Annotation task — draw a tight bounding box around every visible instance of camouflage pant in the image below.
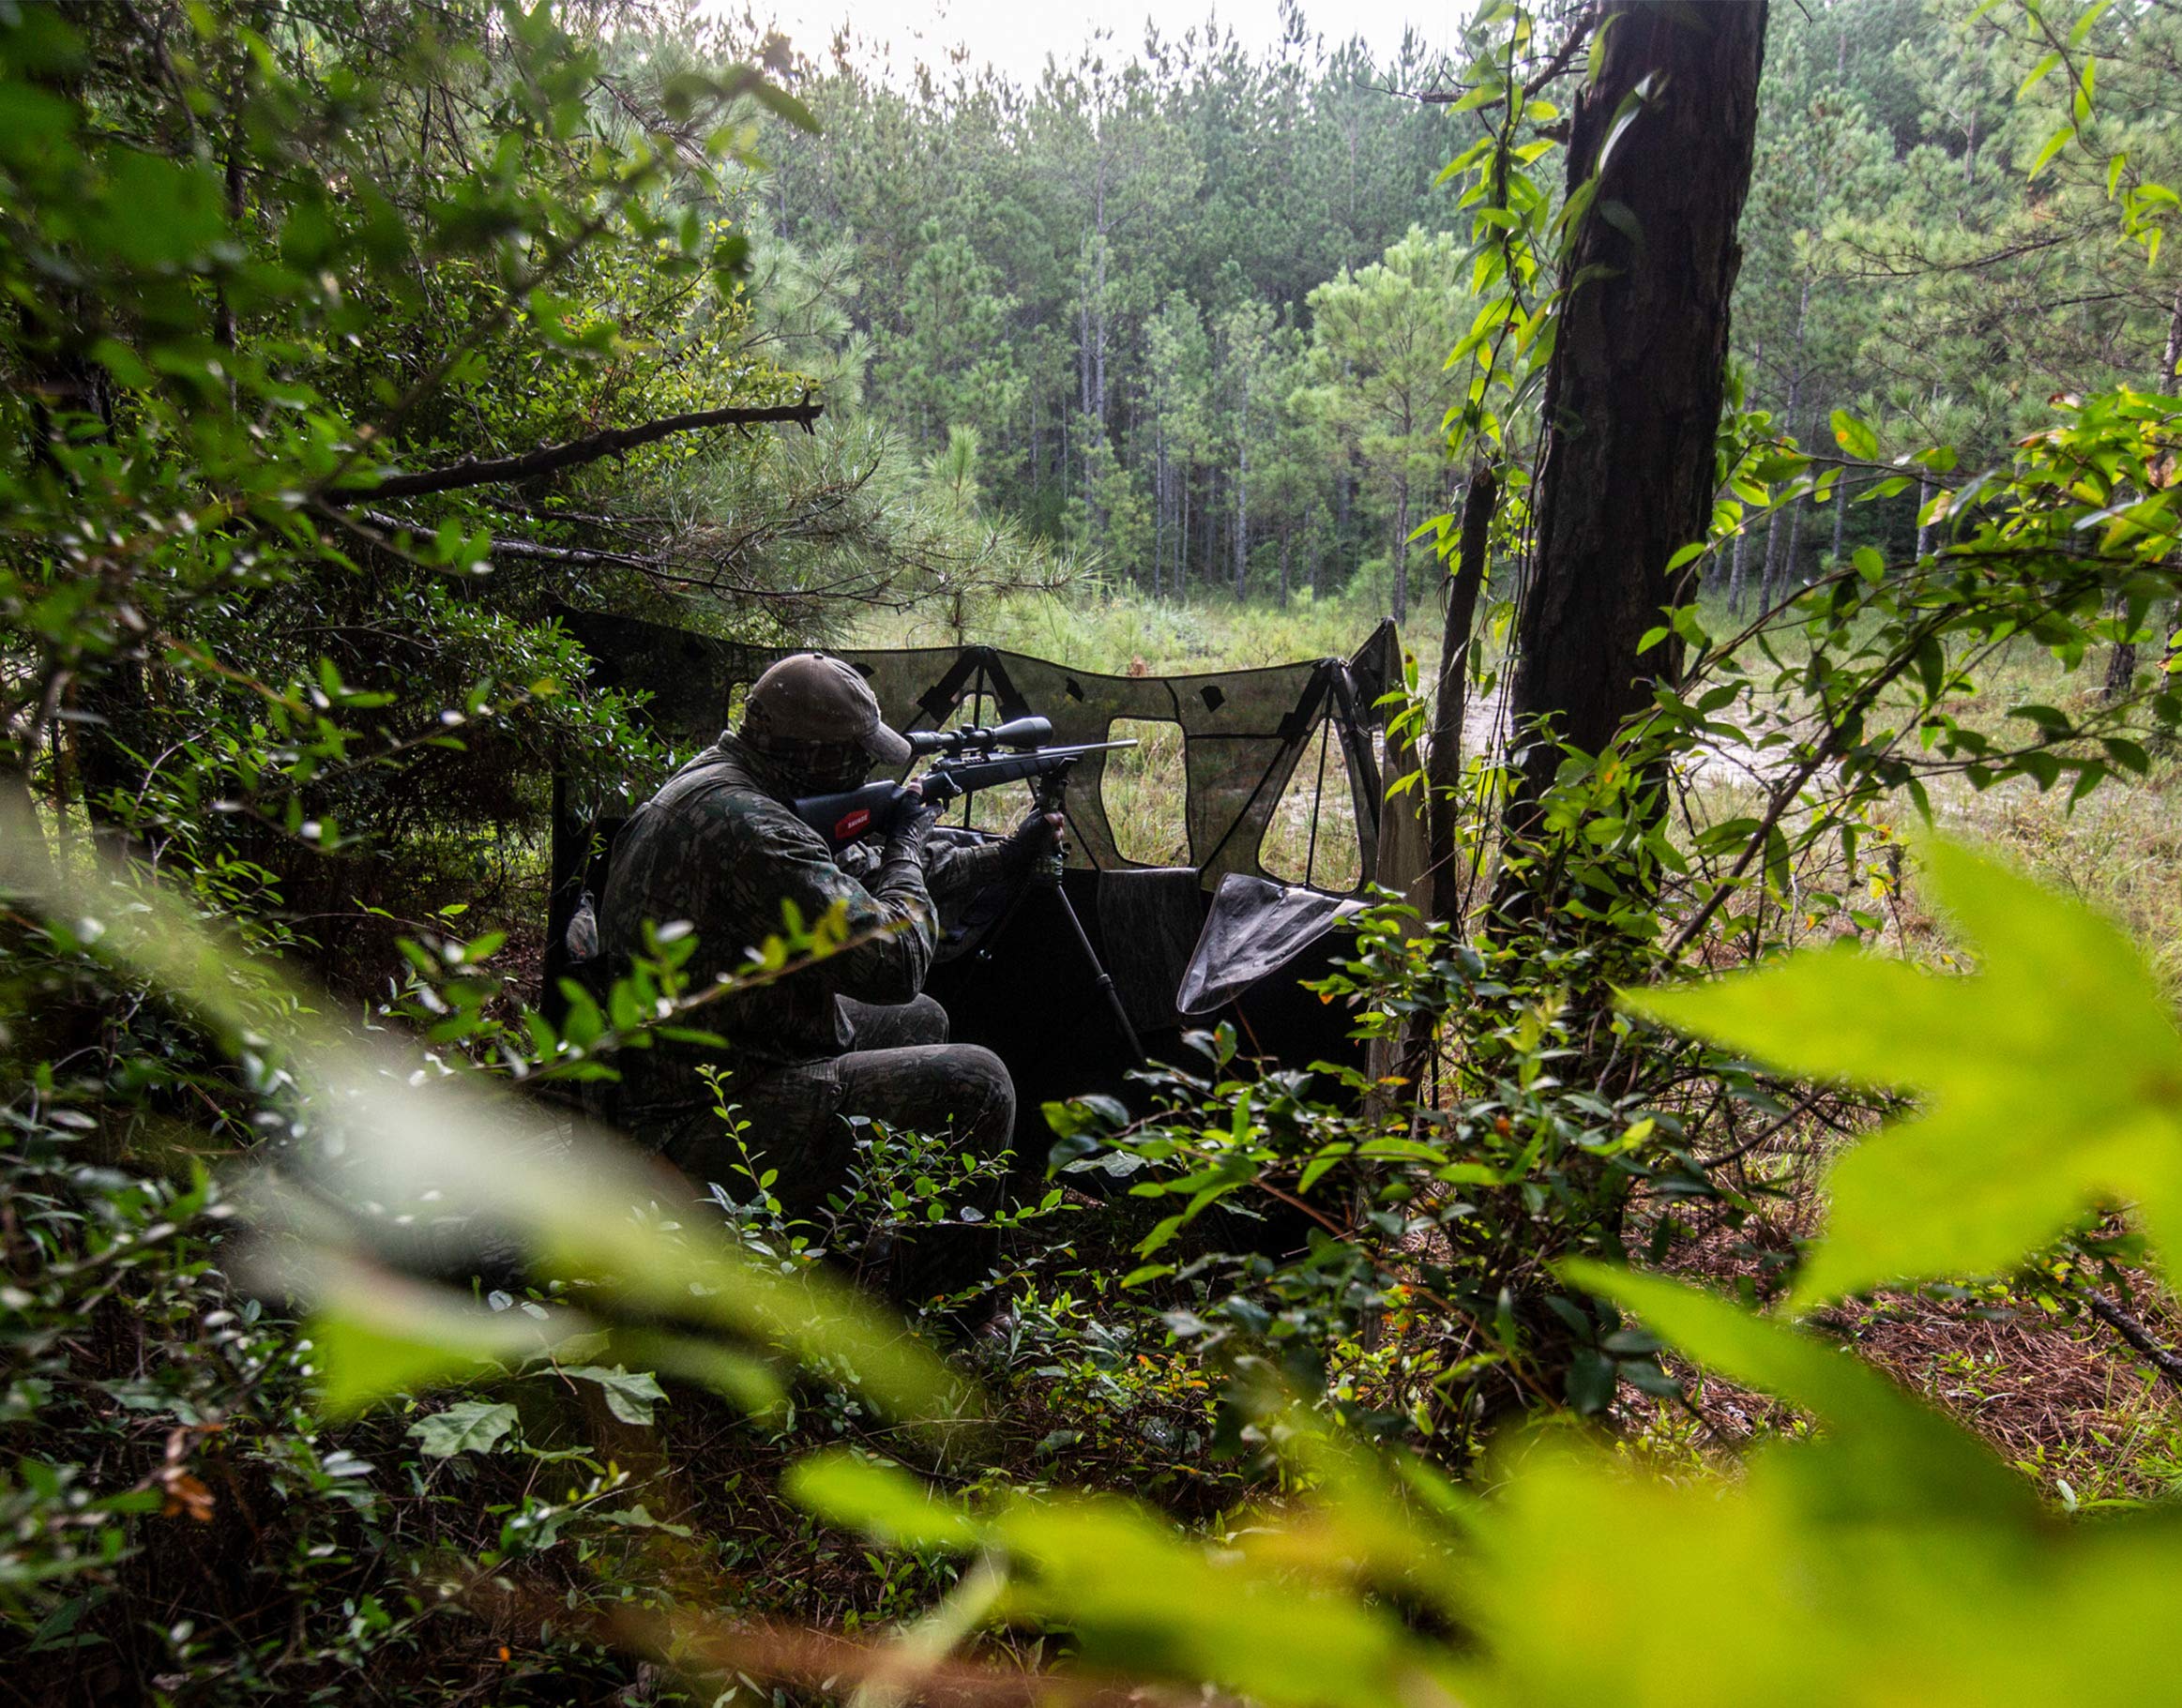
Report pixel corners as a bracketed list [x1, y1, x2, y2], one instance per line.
[659, 995, 1020, 1303]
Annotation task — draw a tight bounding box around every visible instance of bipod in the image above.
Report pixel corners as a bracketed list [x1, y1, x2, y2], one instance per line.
[975, 839, 1144, 1069]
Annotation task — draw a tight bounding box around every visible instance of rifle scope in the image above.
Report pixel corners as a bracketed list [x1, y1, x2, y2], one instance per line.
[902, 715, 1052, 758]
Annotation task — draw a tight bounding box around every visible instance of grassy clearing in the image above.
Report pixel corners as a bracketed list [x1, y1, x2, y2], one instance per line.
[853, 579, 1436, 676]
[1721, 597, 2182, 981]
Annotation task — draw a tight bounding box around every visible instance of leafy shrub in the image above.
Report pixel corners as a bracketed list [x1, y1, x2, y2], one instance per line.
[1050, 903, 1705, 1443]
[792, 839, 2182, 1706]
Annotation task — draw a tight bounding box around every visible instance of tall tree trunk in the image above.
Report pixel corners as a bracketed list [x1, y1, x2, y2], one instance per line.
[1390, 471, 1411, 616]
[2165, 280, 2182, 384]
[1234, 417, 1250, 599]
[1726, 519, 1752, 613]
[1092, 164, 1110, 429]
[1094, 245, 1109, 431]
[1427, 467, 1499, 926]
[1205, 470, 1220, 593]
[1153, 428, 1166, 599]
[1279, 528, 1292, 607]
[1758, 357, 1806, 600]
[1502, 0, 1767, 828]
[1378, 466, 1504, 1157]
[1769, 489, 1804, 605]
[1728, 388, 1758, 612]
[2103, 625, 2138, 702]
[1078, 265, 1094, 419]
[1831, 461, 1849, 568]
[1163, 430, 1175, 599]
[1179, 471, 1190, 593]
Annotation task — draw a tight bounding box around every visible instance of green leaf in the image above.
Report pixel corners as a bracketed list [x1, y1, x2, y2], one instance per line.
[785, 1448, 979, 1550]
[307, 1264, 568, 1414]
[1829, 410, 1878, 461]
[2103, 736, 2150, 775]
[563, 1364, 667, 1425]
[1459, 1399, 2182, 1703]
[987, 1492, 1447, 1706]
[409, 1399, 518, 1459]
[2009, 703, 2072, 735]
[1564, 1263, 2034, 1520]
[88, 150, 230, 271]
[1564, 1348, 1615, 1413]
[595, 1504, 694, 1537]
[2029, 122, 2073, 180]
[1625, 839, 2182, 1307]
[2018, 50, 2062, 96]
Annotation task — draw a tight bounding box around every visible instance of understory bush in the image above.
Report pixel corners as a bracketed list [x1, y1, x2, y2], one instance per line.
[12, 0, 2182, 1701]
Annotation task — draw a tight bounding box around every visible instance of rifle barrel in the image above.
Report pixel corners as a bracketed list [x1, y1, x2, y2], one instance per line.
[920, 739, 1136, 803]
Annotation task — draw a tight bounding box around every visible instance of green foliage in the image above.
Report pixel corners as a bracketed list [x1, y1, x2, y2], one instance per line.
[0, 785, 979, 1690]
[752, 18, 1462, 596]
[1631, 837, 2182, 1307]
[0, 0, 803, 989]
[1295, 227, 1473, 613]
[411, 1400, 521, 1459]
[11, 0, 2182, 1701]
[1047, 904, 1695, 1438]
[1592, 375, 2182, 966]
[785, 843, 2182, 1708]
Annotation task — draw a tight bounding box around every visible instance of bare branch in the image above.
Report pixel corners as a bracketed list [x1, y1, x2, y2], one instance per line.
[330, 400, 825, 502]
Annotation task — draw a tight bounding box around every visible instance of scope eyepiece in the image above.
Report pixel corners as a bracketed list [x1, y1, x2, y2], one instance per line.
[902, 715, 1053, 758]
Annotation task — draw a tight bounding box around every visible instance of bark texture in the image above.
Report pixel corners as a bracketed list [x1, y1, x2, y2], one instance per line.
[1426, 466, 1498, 925]
[1504, 0, 1767, 813]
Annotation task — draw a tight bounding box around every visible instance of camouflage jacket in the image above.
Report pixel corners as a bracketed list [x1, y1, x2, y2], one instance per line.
[599, 733, 1008, 1129]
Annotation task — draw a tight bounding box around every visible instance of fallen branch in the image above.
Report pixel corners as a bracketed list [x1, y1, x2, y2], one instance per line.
[330, 399, 824, 502]
[2084, 1291, 2182, 1396]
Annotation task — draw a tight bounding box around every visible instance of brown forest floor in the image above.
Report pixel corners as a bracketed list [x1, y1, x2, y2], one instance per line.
[1633, 1185, 2182, 1504]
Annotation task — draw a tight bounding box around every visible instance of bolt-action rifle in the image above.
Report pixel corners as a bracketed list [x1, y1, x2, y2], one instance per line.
[793, 713, 1148, 1064]
[791, 716, 1136, 854]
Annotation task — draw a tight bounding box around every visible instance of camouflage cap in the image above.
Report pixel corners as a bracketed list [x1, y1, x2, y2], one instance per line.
[741, 653, 913, 771]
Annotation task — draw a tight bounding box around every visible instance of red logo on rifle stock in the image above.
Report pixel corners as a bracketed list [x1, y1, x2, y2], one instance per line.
[835, 809, 871, 840]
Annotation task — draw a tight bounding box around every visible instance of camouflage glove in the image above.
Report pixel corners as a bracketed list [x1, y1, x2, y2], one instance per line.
[881, 788, 940, 867]
[999, 809, 1065, 878]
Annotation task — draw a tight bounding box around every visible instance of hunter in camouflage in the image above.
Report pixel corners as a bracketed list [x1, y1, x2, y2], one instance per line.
[599, 652, 1058, 1305]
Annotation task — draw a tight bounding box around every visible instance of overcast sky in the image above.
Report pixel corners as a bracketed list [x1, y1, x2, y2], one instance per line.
[726, 0, 1472, 88]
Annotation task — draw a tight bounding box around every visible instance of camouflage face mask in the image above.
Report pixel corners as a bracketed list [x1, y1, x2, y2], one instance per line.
[734, 727, 871, 797]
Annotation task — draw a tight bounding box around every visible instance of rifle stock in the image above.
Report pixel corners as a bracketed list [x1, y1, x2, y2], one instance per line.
[793, 779, 914, 853]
